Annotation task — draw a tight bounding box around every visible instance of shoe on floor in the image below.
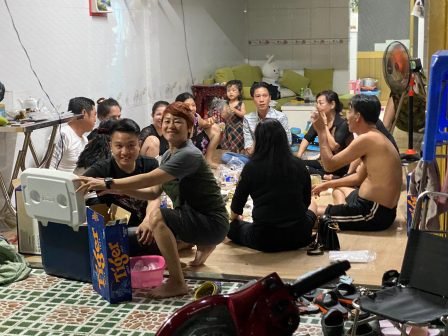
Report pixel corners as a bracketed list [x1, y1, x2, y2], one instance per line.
[348, 320, 380, 336]
[321, 308, 344, 336]
[314, 291, 348, 315]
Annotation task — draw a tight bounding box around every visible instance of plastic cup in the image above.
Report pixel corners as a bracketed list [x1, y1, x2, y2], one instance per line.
[311, 174, 322, 187]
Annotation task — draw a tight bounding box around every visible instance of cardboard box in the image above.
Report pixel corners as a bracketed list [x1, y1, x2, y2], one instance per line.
[15, 185, 41, 255]
[407, 172, 417, 234]
[87, 204, 132, 304]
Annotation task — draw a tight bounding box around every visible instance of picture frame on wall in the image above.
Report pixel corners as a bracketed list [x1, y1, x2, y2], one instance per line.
[90, 0, 112, 16]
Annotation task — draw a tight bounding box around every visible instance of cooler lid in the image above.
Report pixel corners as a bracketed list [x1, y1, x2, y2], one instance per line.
[20, 168, 86, 231]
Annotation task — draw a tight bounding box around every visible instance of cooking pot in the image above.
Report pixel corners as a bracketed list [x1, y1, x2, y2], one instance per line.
[361, 78, 378, 88]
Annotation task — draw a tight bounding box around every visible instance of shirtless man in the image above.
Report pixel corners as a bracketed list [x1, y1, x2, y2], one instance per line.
[312, 94, 402, 231]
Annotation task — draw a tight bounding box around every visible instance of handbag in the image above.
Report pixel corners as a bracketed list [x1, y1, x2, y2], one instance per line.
[318, 215, 340, 251]
[307, 215, 340, 255]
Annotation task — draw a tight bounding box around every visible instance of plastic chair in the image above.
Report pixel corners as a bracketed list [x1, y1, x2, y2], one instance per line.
[350, 191, 448, 336]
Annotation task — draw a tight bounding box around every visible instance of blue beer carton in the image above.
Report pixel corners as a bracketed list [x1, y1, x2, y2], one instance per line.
[87, 204, 132, 303]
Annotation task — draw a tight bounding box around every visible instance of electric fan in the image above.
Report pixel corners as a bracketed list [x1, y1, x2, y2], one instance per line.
[0, 81, 5, 102]
[383, 41, 424, 162]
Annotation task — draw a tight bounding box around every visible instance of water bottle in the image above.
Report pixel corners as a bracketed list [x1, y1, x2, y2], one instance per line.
[355, 79, 361, 94]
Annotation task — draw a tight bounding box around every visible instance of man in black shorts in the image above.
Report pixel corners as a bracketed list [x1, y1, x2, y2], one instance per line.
[311, 95, 402, 231]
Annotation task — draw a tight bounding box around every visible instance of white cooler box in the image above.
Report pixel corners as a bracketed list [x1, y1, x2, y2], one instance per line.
[20, 168, 91, 282]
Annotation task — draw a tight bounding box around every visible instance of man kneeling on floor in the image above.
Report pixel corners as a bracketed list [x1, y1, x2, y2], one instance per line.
[311, 94, 402, 231]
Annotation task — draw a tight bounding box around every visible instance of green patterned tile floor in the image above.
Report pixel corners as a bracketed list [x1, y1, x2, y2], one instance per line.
[0, 269, 323, 336]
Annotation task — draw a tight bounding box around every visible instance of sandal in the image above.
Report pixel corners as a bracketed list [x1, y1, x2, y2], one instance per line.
[194, 281, 221, 299]
[348, 308, 370, 320]
[303, 288, 324, 302]
[382, 270, 400, 288]
[347, 322, 379, 336]
[333, 283, 359, 306]
[296, 296, 320, 315]
[307, 242, 324, 256]
[321, 308, 344, 336]
[314, 291, 348, 316]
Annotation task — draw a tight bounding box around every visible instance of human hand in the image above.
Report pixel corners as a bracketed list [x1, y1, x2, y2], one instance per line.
[312, 182, 329, 196]
[75, 176, 106, 194]
[320, 111, 328, 126]
[136, 220, 154, 245]
[230, 210, 243, 221]
[311, 110, 326, 133]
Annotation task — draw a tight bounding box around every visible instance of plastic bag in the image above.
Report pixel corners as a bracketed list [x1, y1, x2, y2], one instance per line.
[218, 165, 239, 185]
[329, 250, 376, 263]
[226, 156, 245, 171]
[303, 88, 314, 103]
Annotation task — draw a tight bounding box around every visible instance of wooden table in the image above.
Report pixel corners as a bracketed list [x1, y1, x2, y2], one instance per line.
[191, 84, 227, 117]
[0, 113, 82, 217]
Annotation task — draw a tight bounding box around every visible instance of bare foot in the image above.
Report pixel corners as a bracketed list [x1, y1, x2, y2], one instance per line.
[176, 240, 195, 251]
[189, 245, 216, 266]
[147, 279, 189, 299]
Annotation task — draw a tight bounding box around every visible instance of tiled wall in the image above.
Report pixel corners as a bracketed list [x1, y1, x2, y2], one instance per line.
[358, 0, 409, 52]
[246, 0, 349, 70]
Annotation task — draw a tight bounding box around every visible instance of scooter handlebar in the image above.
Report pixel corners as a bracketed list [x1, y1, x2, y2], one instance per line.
[289, 260, 351, 299]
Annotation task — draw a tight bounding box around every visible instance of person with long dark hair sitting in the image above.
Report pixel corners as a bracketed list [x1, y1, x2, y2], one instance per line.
[296, 90, 353, 178]
[228, 118, 317, 252]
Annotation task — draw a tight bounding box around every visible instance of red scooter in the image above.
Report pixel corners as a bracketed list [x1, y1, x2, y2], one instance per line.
[157, 260, 350, 336]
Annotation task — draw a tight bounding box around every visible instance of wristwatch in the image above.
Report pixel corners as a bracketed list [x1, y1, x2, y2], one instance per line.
[104, 177, 113, 189]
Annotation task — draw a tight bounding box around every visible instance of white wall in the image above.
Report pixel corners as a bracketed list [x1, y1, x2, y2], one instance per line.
[0, 0, 245, 217]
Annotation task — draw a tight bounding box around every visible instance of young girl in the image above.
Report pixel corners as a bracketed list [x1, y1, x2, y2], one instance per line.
[221, 80, 245, 153]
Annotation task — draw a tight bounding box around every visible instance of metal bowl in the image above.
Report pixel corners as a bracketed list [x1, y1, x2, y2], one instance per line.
[361, 78, 378, 88]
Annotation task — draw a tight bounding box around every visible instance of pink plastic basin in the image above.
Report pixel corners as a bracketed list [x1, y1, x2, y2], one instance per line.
[130, 255, 166, 289]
